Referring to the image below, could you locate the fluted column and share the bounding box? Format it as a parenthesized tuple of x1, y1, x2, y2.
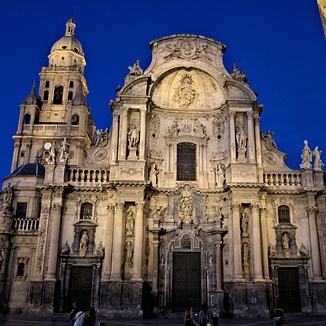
(307, 207, 322, 280)
(229, 111, 236, 163)
(215, 241, 223, 291)
(232, 204, 243, 280)
(132, 201, 144, 280)
(251, 204, 263, 280)
(260, 207, 270, 280)
(247, 111, 255, 163)
(102, 204, 115, 281)
(254, 114, 262, 167)
(45, 204, 62, 280)
(110, 113, 119, 164)
(119, 108, 128, 160)
(139, 109, 146, 160)
(11, 142, 20, 172)
(151, 235, 159, 294)
(111, 201, 124, 280)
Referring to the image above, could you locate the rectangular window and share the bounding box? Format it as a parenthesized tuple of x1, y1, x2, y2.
(16, 202, 27, 217)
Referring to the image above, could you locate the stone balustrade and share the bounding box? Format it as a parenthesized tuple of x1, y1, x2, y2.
(14, 217, 39, 232)
(263, 172, 302, 187)
(67, 168, 110, 184)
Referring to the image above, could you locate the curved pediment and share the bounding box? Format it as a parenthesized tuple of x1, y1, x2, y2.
(151, 68, 226, 110)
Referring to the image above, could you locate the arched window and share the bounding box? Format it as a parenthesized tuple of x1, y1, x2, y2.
(278, 205, 290, 223)
(177, 142, 196, 181)
(68, 91, 73, 101)
(45, 80, 50, 88)
(23, 114, 31, 125)
(43, 90, 49, 101)
(17, 263, 25, 276)
(69, 81, 74, 88)
(80, 202, 93, 219)
(53, 85, 63, 104)
(71, 114, 79, 125)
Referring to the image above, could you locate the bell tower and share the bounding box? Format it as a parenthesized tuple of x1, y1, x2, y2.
(12, 17, 95, 171)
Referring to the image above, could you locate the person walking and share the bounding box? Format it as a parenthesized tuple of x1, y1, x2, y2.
(1, 301, 9, 320)
(211, 304, 220, 326)
(74, 306, 87, 326)
(184, 305, 195, 325)
(70, 302, 79, 325)
(199, 303, 210, 326)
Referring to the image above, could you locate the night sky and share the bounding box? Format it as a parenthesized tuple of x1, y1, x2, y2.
(1, 1, 325, 180)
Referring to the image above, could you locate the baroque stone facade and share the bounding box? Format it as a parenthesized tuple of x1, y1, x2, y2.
(1, 18, 326, 318)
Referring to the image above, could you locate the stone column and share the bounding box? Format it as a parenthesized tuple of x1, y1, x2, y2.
(151, 234, 159, 294)
(307, 207, 322, 280)
(260, 207, 270, 280)
(132, 201, 144, 281)
(229, 111, 236, 163)
(203, 144, 207, 172)
(119, 108, 128, 161)
(232, 204, 243, 280)
(247, 111, 255, 163)
(111, 202, 124, 281)
(254, 113, 262, 167)
(139, 109, 146, 160)
(45, 203, 62, 280)
(11, 142, 20, 172)
(102, 204, 115, 281)
(251, 204, 263, 280)
(110, 113, 119, 164)
(170, 143, 174, 171)
(215, 241, 223, 291)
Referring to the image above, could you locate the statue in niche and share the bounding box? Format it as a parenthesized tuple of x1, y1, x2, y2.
(242, 242, 250, 280)
(236, 127, 247, 151)
(241, 213, 249, 236)
(128, 125, 140, 149)
(160, 254, 165, 269)
(124, 240, 134, 270)
(313, 146, 324, 170)
(149, 163, 158, 187)
(61, 241, 70, 255)
(59, 137, 70, 162)
(96, 241, 104, 257)
(125, 209, 135, 236)
(79, 231, 89, 257)
(300, 140, 312, 169)
(282, 233, 290, 250)
(215, 163, 225, 187)
(94, 128, 109, 147)
(261, 131, 277, 150)
(2, 183, 13, 206)
(179, 190, 194, 226)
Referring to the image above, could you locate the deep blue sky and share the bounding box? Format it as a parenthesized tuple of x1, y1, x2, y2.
(1, 1, 325, 179)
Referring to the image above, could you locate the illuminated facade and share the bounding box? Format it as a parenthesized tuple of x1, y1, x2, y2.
(1, 19, 326, 317)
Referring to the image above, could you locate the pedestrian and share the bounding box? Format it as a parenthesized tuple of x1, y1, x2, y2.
(74, 306, 87, 326)
(184, 305, 195, 325)
(273, 307, 284, 325)
(70, 302, 79, 325)
(211, 304, 220, 326)
(199, 303, 210, 326)
(88, 307, 99, 326)
(1, 301, 9, 319)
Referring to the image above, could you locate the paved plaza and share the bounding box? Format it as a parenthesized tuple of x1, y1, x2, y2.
(0, 314, 326, 326)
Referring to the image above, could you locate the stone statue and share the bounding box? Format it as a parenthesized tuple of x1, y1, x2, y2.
(282, 233, 290, 250)
(61, 241, 70, 255)
(300, 140, 312, 169)
(46, 141, 57, 164)
(236, 127, 247, 151)
(79, 231, 88, 257)
(241, 213, 249, 236)
(149, 163, 158, 187)
(125, 209, 135, 236)
(124, 240, 134, 269)
(95, 128, 109, 147)
(96, 241, 104, 257)
(59, 137, 70, 162)
(2, 183, 13, 206)
(128, 125, 139, 149)
(313, 146, 324, 170)
(216, 163, 225, 187)
(261, 131, 277, 150)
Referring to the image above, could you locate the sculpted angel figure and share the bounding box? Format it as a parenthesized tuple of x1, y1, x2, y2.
(313, 146, 324, 170)
(59, 137, 70, 162)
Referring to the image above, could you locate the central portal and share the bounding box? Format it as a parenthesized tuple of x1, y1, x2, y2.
(172, 252, 201, 312)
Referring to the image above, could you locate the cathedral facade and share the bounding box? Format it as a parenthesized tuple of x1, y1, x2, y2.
(1, 19, 326, 318)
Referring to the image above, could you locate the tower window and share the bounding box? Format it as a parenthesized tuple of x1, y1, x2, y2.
(53, 86, 63, 104)
(68, 91, 73, 101)
(177, 142, 196, 181)
(23, 114, 31, 125)
(16, 202, 27, 218)
(71, 114, 79, 125)
(69, 81, 74, 88)
(278, 205, 290, 223)
(17, 263, 25, 276)
(43, 90, 49, 101)
(45, 81, 50, 88)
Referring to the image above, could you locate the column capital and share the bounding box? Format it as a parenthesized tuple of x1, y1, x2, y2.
(136, 201, 145, 210)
